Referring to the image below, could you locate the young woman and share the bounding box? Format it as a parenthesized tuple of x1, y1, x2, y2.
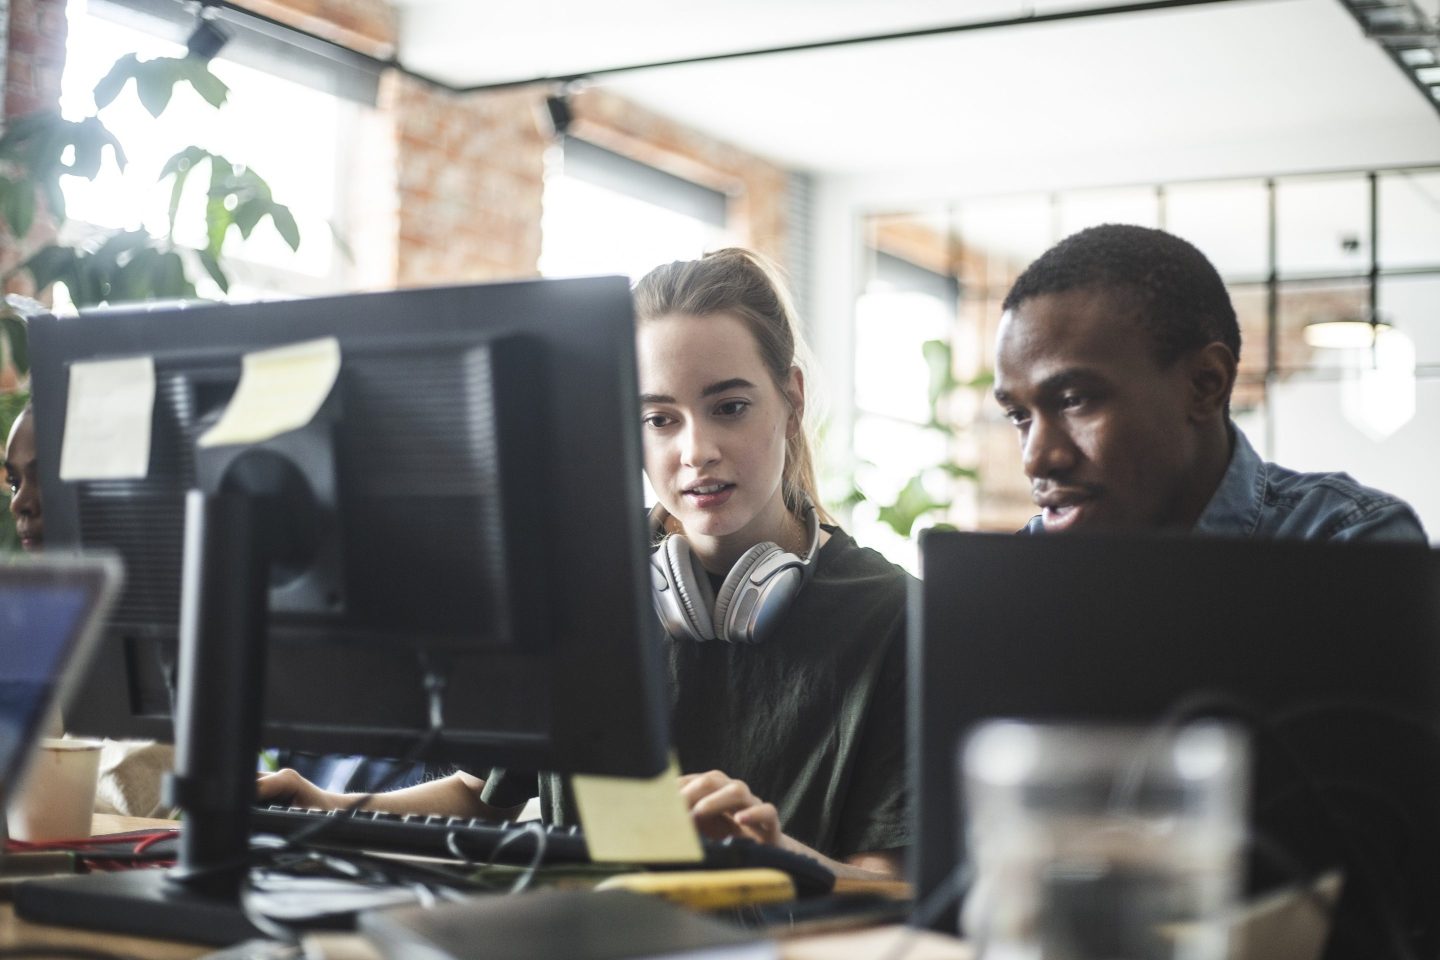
(633, 248, 910, 879)
(260, 249, 911, 880)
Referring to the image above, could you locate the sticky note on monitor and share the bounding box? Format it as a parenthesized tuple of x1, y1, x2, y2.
(58, 356, 156, 481)
(571, 755, 705, 864)
(199, 337, 341, 448)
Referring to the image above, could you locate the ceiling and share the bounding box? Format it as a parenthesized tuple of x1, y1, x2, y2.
(387, 0, 1440, 189)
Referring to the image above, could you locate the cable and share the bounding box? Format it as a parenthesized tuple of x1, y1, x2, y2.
(440, 818, 551, 894)
(874, 862, 972, 960)
(491, 821, 550, 894)
(1141, 693, 1428, 960)
(235, 661, 467, 941)
(252, 659, 450, 860)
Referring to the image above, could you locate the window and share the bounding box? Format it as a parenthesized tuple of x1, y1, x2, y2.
(58, 0, 368, 302)
(540, 137, 732, 281)
(856, 167, 1440, 544)
(851, 248, 961, 570)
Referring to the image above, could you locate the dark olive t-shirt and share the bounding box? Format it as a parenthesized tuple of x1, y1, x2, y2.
(662, 525, 911, 858)
(485, 526, 912, 860)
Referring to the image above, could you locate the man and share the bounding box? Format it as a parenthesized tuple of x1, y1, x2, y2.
(5, 400, 177, 815)
(992, 223, 1426, 542)
(4, 404, 43, 551)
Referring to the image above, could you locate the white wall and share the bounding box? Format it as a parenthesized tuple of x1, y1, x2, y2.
(1264, 378, 1440, 544)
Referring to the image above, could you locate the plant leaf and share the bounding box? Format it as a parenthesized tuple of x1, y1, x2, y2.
(40, 178, 66, 223)
(18, 245, 78, 293)
(65, 117, 116, 180)
(232, 197, 265, 238)
(181, 58, 229, 108)
(937, 463, 980, 481)
(93, 53, 140, 109)
(0, 315, 29, 376)
(135, 65, 175, 118)
(268, 202, 300, 251)
(205, 195, 230, 258)
(93, 229, 153, 260)
(197, 249, 229, 293)
(0, 177, 36, 238)
(922, 339, 960, 408)
(875, 474, 948, 539)
(111, 246, 158, 302)
(160, 146, 211, 241)
(158, 145, 210, 181)
(156, 250, 189, 297)
(78, 253, 114, 307)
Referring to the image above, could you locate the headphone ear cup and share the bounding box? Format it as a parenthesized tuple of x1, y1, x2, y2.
(713, 542, 779, 644)
(663, 535, 718, 641)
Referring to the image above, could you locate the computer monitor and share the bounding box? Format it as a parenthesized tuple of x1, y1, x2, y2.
(23, 276, 670, 939)
(912, 531, 1440, 955)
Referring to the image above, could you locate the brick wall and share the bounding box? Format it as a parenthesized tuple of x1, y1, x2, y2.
(388, 76, 546, 285)
(3, 0, 64, 119)
(2, 0, 66, 310)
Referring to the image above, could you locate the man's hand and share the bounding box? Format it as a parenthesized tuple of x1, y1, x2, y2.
(255, 768, 346, 810)
(678, 769, 781, 846)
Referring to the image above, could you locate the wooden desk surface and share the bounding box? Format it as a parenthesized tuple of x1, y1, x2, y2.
(1, 814, 203, 958)
(1, 816, 970, 960)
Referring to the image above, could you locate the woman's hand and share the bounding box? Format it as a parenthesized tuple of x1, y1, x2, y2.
(255, 767, 346, 811)
(678, 769, 781, 846)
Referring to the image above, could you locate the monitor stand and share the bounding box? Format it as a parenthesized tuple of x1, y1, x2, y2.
(16, 491, 273, 945)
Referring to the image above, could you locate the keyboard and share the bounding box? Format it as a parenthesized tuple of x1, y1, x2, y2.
(250, 805, 836, 897)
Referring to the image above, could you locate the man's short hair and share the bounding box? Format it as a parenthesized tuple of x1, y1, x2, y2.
(1001, 224, 1241, 367)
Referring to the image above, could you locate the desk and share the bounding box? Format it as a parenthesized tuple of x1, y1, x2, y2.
(1, 814, 204, 959)
(2, 816, 972, 960)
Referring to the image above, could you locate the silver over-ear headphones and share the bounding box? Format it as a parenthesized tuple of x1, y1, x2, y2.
(648, 496, 821, 644)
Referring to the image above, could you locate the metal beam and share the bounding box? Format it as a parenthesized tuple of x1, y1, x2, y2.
(1335, 0, 1440, 120)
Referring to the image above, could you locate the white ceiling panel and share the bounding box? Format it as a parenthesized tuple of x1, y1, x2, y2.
(388, 0, 1440, 182)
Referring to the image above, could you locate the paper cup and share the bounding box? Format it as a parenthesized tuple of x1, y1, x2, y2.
(7, 737, 104, 841)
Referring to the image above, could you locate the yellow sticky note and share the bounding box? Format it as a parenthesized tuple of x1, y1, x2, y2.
(199, 338, 341, 448)
(59, 356, 156, 481)
(571, 755, 704, 864)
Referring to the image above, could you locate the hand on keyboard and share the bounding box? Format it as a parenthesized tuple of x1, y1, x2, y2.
(257, 768, 345, 811)
(678, 770, 781, 846)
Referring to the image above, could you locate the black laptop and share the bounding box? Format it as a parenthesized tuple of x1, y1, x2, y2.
(910, 531, 1440, 957)
(0, 555, 122, 805)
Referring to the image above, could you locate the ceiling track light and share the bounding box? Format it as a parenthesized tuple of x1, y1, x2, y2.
(1337, 0, 1440, 118)
(186, 0, 232, 63)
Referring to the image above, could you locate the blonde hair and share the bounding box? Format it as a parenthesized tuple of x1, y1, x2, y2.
(633, 248, 832, 524)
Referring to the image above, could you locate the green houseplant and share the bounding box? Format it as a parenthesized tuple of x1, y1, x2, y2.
(846, 337, 988, 539)
(0, 49, 300, 550)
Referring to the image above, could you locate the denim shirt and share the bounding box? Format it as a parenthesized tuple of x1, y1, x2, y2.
(1023, 425, 1428, 542)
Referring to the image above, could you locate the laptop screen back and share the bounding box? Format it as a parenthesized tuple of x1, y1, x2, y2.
(0, 557, 121, 798)
(911, 531, 1440, 941)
